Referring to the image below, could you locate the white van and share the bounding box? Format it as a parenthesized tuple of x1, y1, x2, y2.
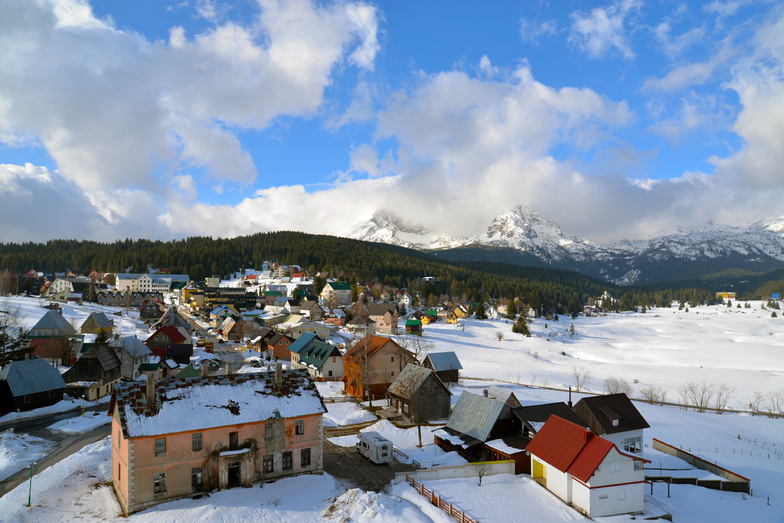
(356, 432, 393, 464)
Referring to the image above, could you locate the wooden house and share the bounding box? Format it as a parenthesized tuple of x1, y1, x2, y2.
(267, 333, 295, 360)
(386, 364, 451, 421)
(145, 325, 193, 365)
(0, 357, 66, 414)
(341, 335, 415, 400)
(572, 393, 650, 454)
(422, 352, 462, 384)
(62, 344, 121, 399)
(80, 312, 114, 334)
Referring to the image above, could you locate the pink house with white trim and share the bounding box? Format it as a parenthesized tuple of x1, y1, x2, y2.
(110, 366, 326, 514)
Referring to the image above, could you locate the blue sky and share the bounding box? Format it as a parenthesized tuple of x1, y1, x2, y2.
(1, 0, 783, 244)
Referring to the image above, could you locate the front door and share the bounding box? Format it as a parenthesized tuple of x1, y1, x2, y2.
(228, 462, 240, 487)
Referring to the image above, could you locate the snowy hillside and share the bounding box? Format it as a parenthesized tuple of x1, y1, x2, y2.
(346, 206, 784, 284)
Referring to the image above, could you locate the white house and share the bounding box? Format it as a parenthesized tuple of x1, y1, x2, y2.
(527, 415, 650, 518)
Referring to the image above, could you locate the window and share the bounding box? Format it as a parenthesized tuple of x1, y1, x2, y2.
(332, 357, 336, 363)
(599, 494, 608, 500)
(634, 461, 643, 471)
(619, 489, 626, 500)
(282, 451, 293, 470)
(263, 455, 274, 474)
(155, 438, 166, 457)
(295, 419, 304, 435)
(611, 461, 621, 473)
(191, 467, 203, 487)
(265, 423, 274, 439)
(328, 370, 333, 377)
(49, 390, 55, 398)
(154, 473, 166, 493)
(301, 448, 311, 467)
(391, 356, 394, 362)
(229, 431, 238, 450)
(24, 395, 31, 403)
(623, 435, 642, 453)
(192, 432, 203, 452)
(118, 463, 121, 482)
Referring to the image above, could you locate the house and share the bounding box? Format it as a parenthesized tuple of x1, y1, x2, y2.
(150, 306, 192, 334)
(0, 357, 66, 414)
(367, 302, 399, 335)
(110, 336, 153, 380)
(404, 318, 422, 336)
(422, 352, 462, 385)
(346, 315, 376, 337)
(81, 312, 114, 335)
(387, 364, 451, 421)
(486, 385, 522, 407)
(284, 300, 301, 314)
(248, 327, 275, 349)
(421, 310, 438, 325)
(527, 415, 649, 518)
(572, 393, 650, 454)
(342, 335, 415, 400)
(291, 338, 343, 382)
(299, 300, 324, 321)
(140, 300, 164, 320)
(267, 333, 295, 360)
(110, 367, 326, 514)
(63, 344, 122, 399)
(324, 308, 346, 327)
(285, 321, 333, 340)
(145, 325, 193, 365)
(320, 281, 352, 307)
(433, 390, 520, 461)
(27, 309, 79, 365)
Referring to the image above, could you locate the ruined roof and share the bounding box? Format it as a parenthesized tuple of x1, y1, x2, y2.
(424, 352, 463, 371)
(387, 364, 450, 400)
(573, 393, 650, 435)
(111, 368, 326, 439)
(445, 390, 509, 443)
(80, 344, 122, 372)
(0, 357, 66, 396)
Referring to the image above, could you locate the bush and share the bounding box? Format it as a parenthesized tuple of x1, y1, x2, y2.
(603, 377, 633, 396)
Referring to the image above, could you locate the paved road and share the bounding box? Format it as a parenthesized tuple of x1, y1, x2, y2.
(0, 412, 111, 498)
(323, 440, 416, 492)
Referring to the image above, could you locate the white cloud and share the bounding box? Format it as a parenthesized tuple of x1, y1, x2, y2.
(519, 18, 557, 44)
(569, 0, 642, 60)
(0, 0, 379, 193)
(653, 22, 705, 59)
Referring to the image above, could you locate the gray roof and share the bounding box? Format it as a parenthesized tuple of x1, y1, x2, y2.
(83, 312, 113, 329)
(367, 303, 396, 316)
(446, 390, 508, 442)
(387, 364, 450, 399)
(0, 358, 66, 396)
(425, 352, 463, 371)
(80, 344, 122, 372)
(110, 336, 152, 359)
(29, 310, 77, 336)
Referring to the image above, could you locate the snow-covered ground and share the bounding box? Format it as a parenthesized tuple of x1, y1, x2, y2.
(2, 296, 783, 522)
(47, 412, 111, 434)
(323, 402, 377, 427)
(0, 429, 55, 482)
(423, 302, 784, 413)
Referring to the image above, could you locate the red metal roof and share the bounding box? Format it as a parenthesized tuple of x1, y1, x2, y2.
(146, 324, 188, 344)
(525, 415, 590, 472)
(527, 414, 650, 484)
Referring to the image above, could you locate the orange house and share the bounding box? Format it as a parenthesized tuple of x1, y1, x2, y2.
(110, 366, 326, 515)
(342, 335, 415, 401)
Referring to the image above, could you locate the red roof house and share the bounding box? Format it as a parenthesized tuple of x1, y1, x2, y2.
(527, 415, 650, 518)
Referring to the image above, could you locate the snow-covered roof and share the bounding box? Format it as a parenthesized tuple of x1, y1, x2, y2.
(112, 369, 326, 439)
(110, 336, 152, 359)
(424, 352, 463, 371)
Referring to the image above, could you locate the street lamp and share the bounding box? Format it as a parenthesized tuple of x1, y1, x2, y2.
(27, 462, 36, 507)
(81, 394, 85, 416)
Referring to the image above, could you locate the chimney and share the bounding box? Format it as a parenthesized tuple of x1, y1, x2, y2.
(143, 370, 156, 403)
(200, 364, 210, 377)
(483, 389, 488, 398)
(225, 362, 233, 376)
(568, 386, 572, 408)
(275, 363, 282, 388)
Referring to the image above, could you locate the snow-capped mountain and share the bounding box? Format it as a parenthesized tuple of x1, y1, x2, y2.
(347, 206, 784, 285)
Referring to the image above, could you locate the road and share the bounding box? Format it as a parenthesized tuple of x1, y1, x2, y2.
(323, 440, 416, 492)
(0, 407, 112, 498)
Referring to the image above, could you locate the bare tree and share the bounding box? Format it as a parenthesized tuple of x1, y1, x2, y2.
(528, 372, 537, 388)
(765, 391, 784, 418)
(748, 391, 765, 415)
(640, 385, 667, 405)
(470, 451, 493, 487)
(679, 381, 715, 413)
(392, 335, 432, 370)
(603, 377, 633, 396)
(495, 331, 504, 341)
(714, 384, 735, 414)
(571, 365, 592, 392)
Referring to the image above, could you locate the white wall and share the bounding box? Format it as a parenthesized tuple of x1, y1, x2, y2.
(395, 461, 514, 484)
(603, 428, 644, 453)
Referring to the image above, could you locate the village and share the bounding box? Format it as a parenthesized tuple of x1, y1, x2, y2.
(0, 264, 782, 522)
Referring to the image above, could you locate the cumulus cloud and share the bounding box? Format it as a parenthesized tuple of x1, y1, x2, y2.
(0, 0, 379, 193)
(569, 0, 642, 60)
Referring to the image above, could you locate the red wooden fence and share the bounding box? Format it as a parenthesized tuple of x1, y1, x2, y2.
(405, 475, 476, 523)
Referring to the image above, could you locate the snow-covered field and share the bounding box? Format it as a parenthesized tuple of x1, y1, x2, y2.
(47, 412, 111, 434)
(0, 430, 55, 482)
(424, 302, 784, 413)
(323, 402, 377, 427)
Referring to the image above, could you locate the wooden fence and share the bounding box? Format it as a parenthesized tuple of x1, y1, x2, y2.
(393, 447, 423, 468)
(405, 475, 476, 523)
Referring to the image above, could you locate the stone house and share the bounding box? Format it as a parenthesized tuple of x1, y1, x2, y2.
(110, 367, 326, 514)
(387, 364, 451, 421)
